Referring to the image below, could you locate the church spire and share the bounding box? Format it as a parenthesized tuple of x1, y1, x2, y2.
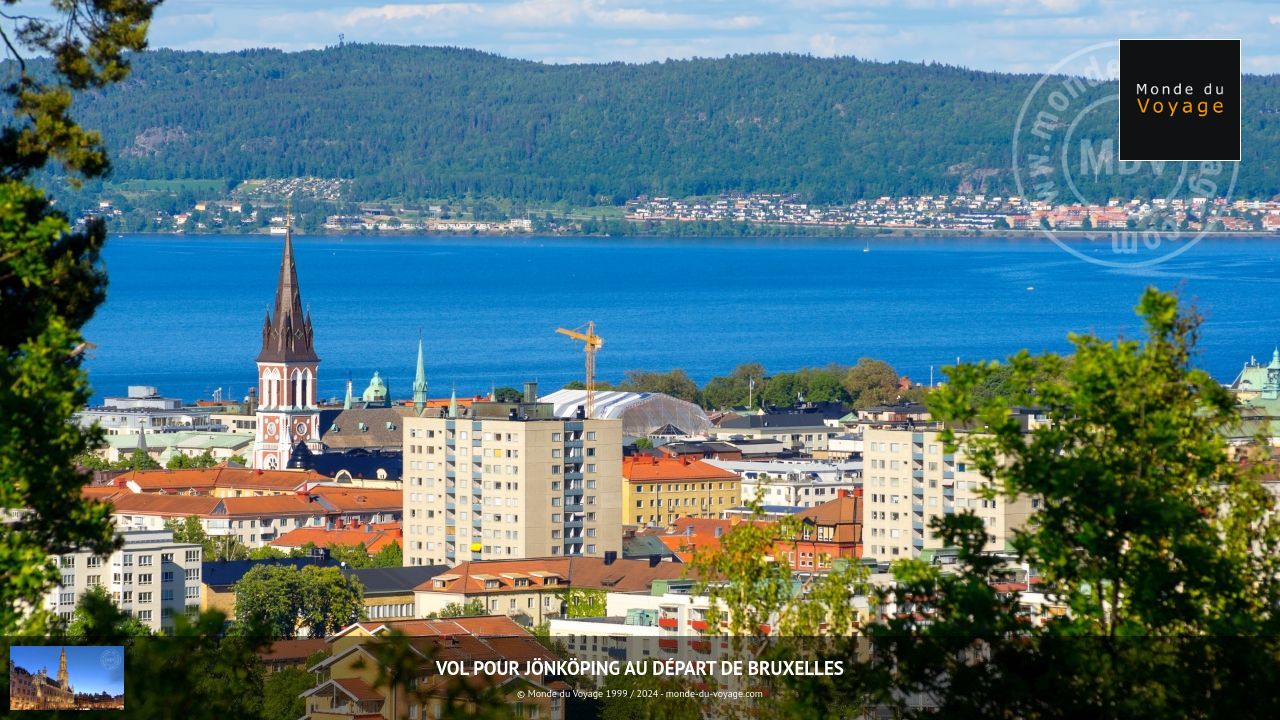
(448, 385, 458, 419)
(343, 375, 353, 409)
(412, 334, 429, 414)
(256, 220, 319, 364)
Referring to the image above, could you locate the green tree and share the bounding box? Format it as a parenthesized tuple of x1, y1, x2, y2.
(166, 449, 218, 469)
(248, 545, 287, 560)
(701, 363, 766, 409)
(432, 599, 487, 618)
(234, 563, 364, 639)
(327, 542, 373, 568)
(618, 369, 701, 404)
(493, 386, 523, 402)
(262, 666, 317, 720)
(0, 1, 158, 632)
(841, 357, 900, 408)
(112, 448, 160, 471)
(370, 540, 402, 568)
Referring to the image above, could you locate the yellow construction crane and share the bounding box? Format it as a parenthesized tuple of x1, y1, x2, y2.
(555, 321, 604, 417)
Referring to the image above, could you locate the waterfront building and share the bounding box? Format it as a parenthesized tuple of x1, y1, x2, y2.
(621, 455, 741, 527)
(253, 226, 322, 470)
(43, 530, 203, 632)
(401, 383, 622, 566)
(861, 423, 1037, 561)
(710, 412, 838, 452)
(74, 385, 226, 436)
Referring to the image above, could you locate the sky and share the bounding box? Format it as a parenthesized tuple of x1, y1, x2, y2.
(143, 0, 1280, 73)
(9, 645, 125, 696)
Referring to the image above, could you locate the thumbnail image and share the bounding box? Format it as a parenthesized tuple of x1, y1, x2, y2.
(9, 646, 124, 711)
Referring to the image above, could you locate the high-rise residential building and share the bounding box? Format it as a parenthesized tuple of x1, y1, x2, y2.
(861, 422, 1039, 561)
(401, 383, 622, 566)
(252, 225, 322, 470)
(43, 529, 203, 632)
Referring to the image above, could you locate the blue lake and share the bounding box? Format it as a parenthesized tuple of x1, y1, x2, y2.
(83, 233, 1278, 405)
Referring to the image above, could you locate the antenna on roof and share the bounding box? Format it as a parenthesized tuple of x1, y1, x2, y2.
(338, 33, 345, 49)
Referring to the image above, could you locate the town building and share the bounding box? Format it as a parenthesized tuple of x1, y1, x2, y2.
(95, 430, 253, 466)
(300, 617, 564, 720)
(340, 566, 450, 621)
(101, 486, 402, 548)
(707, 458, 861, 508)
(861, 423, 1037, 561)
(710, 412, 837, 452)
(74, 385, 226, 436)
(269, 520, 403, 556)
(401, 384, 622, 566)
(201, 557, 333, 620)
(621, 455, 741, 526)
(413, 555, 688, 627)
(44, 530, 203, 632)
(775, 491, 864, 568)
(111, 466, 329, 497)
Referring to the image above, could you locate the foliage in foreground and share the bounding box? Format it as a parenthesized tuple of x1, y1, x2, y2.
(698, 288, 1280, 720)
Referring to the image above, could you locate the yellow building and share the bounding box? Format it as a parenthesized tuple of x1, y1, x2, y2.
(621, 455, 741, 527)
(301, 617, 565, 720)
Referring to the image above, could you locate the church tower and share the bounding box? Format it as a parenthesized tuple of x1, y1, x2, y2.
(57, 647, 68, 690)
(252, 223, 321, 469)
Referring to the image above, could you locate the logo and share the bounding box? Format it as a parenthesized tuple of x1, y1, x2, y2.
(100, 647, 123, 671)
(1012, 41, 1238, 268)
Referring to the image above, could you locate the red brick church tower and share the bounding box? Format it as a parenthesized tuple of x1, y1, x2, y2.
(252, 223, 321, 469)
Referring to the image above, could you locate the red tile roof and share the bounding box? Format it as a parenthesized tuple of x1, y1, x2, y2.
(623, 455, 740, 482)
(270, 523, 402, 553)
(115, 466, 329, 493)
(416, 556, 688, 594)
(308, 486, 402, 512)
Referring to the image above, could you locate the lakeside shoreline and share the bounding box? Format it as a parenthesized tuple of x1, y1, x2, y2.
(113, 227, 1280, 240)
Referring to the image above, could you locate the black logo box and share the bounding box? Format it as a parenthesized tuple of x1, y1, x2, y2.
(1119, 39, 1240, 162)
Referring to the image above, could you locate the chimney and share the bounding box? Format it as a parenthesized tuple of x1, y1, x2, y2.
(574, 405, 586, 420)
(649, 554, 661, 567)
(523, 381, 538, 404)
(604, 550, 617, 565)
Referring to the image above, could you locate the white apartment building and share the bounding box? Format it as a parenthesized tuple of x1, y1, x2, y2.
(44, 529, 203, 632)
(402, 390, 623, 566)
(861, 424, 1037, 561)
(74, 386, 225, 436)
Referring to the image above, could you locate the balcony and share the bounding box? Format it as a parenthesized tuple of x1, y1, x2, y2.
(912, 486, 924, 498)
(563, 520, 584, 530)
(912, 520, 924, 531)
(564, 503, 584, 514)
(912, 502, 924, 514)
(658, 616, 680, 630)
(565, 439, 584, 449)
(564, 471, 583, 481)
(658, 638, 679, 652)
(689, 619, 709, 632)
(943, 487, 954, 499)
(564, 535, 583, 545)
(607, 646, 628, 661)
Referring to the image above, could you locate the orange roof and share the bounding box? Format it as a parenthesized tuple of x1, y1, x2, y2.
(100, 493, 222, 517)
(116, 466, 328, 493)
(332, 677, 383, 702)
(654, 517, 773, 563)
(82, 486, 123, 501)
(622, 455, 740, 482)
(270, 525, 402, 553)
(307, 487, 402, 512)
(793, 494, 861, 527)
(417, 556, 688, 595)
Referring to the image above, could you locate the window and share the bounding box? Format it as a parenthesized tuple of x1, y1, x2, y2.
(139, 573, 153, 585)
(87, 575, 101, 586)
(161, 553, 173, 563)
(60, 556, 75, 568)
(185, 586, 199, 599)
(137, 610, 152, 622)
(586, 431, 596, 440)
(87, 556, 101, 568)
(162, 589, 174, 602)
(185, 568, 199, 581)
(139, 592, 153, 603)
(185, 550, 200, 562)
(139, 554, 153, 566)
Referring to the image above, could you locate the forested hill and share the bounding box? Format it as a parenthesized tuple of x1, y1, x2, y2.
(70, 45, 1280, 203)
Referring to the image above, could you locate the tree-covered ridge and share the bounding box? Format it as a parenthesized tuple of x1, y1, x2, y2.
(64, 46, 1280, 205)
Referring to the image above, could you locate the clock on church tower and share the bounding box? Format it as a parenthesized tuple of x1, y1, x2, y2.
(252, 224, 321, 470)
